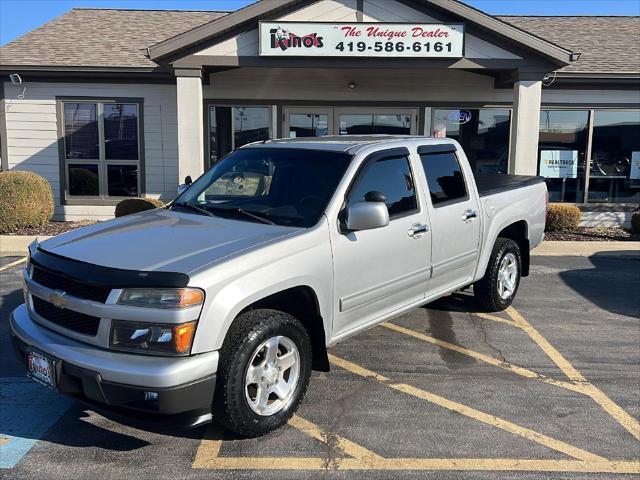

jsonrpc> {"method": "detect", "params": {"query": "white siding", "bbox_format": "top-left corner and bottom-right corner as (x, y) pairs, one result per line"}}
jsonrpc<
(195, 0), (519, 60)
(2, 82), (178, 221)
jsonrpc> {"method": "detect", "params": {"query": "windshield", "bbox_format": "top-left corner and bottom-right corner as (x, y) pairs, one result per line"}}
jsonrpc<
(173, 147), (352, 227)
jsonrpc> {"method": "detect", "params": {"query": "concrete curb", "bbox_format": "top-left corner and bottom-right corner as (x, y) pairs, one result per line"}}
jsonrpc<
(0, 235), (52, 257)
(532, 241), (640, 257)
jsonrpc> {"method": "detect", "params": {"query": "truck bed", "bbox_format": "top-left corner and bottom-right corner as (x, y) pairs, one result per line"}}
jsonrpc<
(473, 173), (545, 197)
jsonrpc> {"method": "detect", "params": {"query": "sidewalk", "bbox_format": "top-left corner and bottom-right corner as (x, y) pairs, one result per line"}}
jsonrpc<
(532, 240), (640, 257)
(0, 235), (51, 257)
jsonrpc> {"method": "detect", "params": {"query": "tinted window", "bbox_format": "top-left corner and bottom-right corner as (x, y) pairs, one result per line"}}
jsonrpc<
(176, 148), (351, 228)
(107, 164), (138, 197)
(104, 104), (139, 160)
(68, 164), (99, 196)
(349, 155), (417, 217)
(420, 152), (467, 205)
(64, 103), (98, 159)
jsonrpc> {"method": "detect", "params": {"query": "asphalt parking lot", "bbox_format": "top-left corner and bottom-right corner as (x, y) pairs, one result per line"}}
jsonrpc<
(1, 252), (639, 479)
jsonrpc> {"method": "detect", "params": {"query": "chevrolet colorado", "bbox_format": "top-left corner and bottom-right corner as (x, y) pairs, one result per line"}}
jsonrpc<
(10, 136), (547, 437)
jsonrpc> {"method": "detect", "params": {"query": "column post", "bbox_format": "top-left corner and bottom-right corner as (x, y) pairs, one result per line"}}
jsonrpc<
(175, 67), (204, 184)
(508, 71), (544, 175)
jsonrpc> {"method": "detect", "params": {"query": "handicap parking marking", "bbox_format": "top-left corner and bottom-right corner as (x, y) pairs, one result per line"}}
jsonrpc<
(0, 378), (72, 469)
(192, 306), (640, 474)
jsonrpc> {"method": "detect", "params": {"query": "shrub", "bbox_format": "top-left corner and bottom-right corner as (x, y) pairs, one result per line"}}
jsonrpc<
(0, 171), (54, 233)
(115, 198), (165, 218)
(631, 207), (640, 234)
(545, 203), (581, 232)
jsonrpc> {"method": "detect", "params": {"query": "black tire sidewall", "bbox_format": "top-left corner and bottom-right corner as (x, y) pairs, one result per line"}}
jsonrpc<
(215, 310), (312, 436)
(491, 239), (522, 309)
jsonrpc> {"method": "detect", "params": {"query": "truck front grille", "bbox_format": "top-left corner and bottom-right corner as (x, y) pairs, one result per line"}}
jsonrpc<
(32, 267), (111, 303)
(32, 296), (101, 336)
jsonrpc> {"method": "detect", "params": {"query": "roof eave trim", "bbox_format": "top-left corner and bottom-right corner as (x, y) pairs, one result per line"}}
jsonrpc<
(148, 0), (301, 60)
(421, 0), (574, 65)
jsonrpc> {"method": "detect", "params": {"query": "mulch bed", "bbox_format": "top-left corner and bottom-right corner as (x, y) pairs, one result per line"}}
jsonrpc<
(6, 220), (97, 236)
(545, 226), (639, 242)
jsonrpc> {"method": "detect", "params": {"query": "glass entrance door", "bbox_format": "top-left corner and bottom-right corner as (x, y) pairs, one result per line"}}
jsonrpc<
(283, 107), (418, 138)
(284, 108), (334, 138)
(335, 108), (417, 136)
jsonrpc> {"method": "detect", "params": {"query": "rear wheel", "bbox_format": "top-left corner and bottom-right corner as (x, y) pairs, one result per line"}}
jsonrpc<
(474, 238), (521, 311)
(213, 309), (312, 437)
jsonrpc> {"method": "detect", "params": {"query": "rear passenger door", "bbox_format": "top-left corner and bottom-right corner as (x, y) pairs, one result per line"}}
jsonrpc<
(418, 145), (481, 295)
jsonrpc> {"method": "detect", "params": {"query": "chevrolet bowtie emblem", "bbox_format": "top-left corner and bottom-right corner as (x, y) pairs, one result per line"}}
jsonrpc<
(48, 290), (68, 309)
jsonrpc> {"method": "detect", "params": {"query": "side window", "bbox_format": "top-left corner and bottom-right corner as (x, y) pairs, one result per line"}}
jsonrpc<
(420, 151), (467, 206)
(348, 155), (417, 217)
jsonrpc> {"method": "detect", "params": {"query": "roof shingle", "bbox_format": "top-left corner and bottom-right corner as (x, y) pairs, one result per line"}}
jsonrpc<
(0, 8), (638, 74)
(497, 16), (640, 74)
(0, 8), (226, 69)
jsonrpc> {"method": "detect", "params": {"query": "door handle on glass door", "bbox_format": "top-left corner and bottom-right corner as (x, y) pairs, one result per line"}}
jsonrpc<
(408, 223), (429, 238)
(461, 209), (478, 221)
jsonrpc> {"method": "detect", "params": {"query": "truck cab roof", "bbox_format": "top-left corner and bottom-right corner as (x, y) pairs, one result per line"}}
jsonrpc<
(242, 135), (457, 154)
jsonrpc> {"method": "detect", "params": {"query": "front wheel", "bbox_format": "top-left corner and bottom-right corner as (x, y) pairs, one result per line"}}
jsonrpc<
(213, 309), (312, 437)
(474, 238), (521, 311)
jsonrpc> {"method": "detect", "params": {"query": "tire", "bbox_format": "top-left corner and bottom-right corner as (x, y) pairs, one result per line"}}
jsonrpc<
(213, 309), (312, 437)
(474, 238), (521, 312)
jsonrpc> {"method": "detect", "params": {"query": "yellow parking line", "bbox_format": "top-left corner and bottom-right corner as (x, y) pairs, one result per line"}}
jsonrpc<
(382, 322), (585, 394)
(506, 307), (587, 382)
(474, 312), (520, 327)
(0, 257), (27, 272)
(192, 423), (223, 467)
(288, 415), (384, 465)
(328, 354), (605, 462)
(194, 456), (640, 473)
(507, 306), (640, 441)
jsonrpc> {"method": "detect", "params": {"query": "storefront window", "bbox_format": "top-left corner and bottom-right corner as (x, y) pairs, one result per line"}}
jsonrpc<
(339, 114), (411, 135)
(62, 101), (141, 200)
(290, 114), (330, 137)
(432, 109), (511, 174)
(209, 106), (271, 165)
(587, 110), (640, 203)
(538, 110), (589, 203)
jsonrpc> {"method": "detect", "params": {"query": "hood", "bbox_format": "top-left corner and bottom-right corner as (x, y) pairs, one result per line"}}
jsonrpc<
(39, 209), (300, 273)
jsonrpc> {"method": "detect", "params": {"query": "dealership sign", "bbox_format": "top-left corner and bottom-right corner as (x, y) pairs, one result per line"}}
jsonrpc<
(259, 22), (464, 57)
(539, 150), (578, 179)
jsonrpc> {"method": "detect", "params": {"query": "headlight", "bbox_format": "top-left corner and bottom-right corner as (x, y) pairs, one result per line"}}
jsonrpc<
(110, 320), (197, 356)
(117, 288), (204, 309)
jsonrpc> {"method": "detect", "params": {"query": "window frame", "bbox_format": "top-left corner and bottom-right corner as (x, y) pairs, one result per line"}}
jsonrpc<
(56, 97), (145, 206)
(345, 147), (420, 222)
(419, 148), (470, 208)
(205, 103), (275, 168)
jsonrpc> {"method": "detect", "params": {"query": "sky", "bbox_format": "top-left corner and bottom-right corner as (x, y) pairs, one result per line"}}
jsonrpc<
(1, 0), (639, 46)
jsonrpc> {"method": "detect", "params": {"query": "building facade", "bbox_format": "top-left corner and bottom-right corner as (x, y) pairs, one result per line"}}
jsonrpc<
(0, 0), (638, 222)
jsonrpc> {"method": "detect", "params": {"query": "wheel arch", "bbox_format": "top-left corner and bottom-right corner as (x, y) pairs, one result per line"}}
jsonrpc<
(236, 286), (330, 372)
(496, 220), (530, 276)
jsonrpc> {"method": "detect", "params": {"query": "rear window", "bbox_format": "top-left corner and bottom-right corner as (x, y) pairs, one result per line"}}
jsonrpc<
(420, 151), (468, 206)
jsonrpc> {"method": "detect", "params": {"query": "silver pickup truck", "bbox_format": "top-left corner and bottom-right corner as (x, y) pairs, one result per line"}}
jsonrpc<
(10, 136), (547, 436)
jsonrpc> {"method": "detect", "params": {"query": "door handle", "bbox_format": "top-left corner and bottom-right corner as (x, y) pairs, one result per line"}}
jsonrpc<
(461, 209), (478, 221)
(408, 223), (429, 238)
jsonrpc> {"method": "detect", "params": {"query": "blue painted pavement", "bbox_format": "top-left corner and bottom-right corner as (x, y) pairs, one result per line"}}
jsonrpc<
(0, 377), (72, 469)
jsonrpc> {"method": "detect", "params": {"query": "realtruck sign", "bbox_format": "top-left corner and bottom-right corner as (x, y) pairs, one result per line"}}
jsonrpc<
(259, 22), (464, 57)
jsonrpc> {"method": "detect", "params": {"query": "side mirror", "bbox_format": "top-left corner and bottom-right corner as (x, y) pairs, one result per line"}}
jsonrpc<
(346, 200), (389, 231)
(178, 175), (193, 195)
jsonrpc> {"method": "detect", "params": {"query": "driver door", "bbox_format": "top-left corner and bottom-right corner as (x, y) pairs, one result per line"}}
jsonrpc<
(330, 148), (432, 338)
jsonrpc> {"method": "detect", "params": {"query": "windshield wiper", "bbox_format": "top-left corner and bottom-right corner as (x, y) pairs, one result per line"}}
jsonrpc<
(171, 202), (216, 217)
(205, 205), (275, 225)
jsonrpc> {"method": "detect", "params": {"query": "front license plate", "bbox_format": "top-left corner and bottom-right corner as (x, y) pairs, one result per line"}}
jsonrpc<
(27, 350), (57, 389)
